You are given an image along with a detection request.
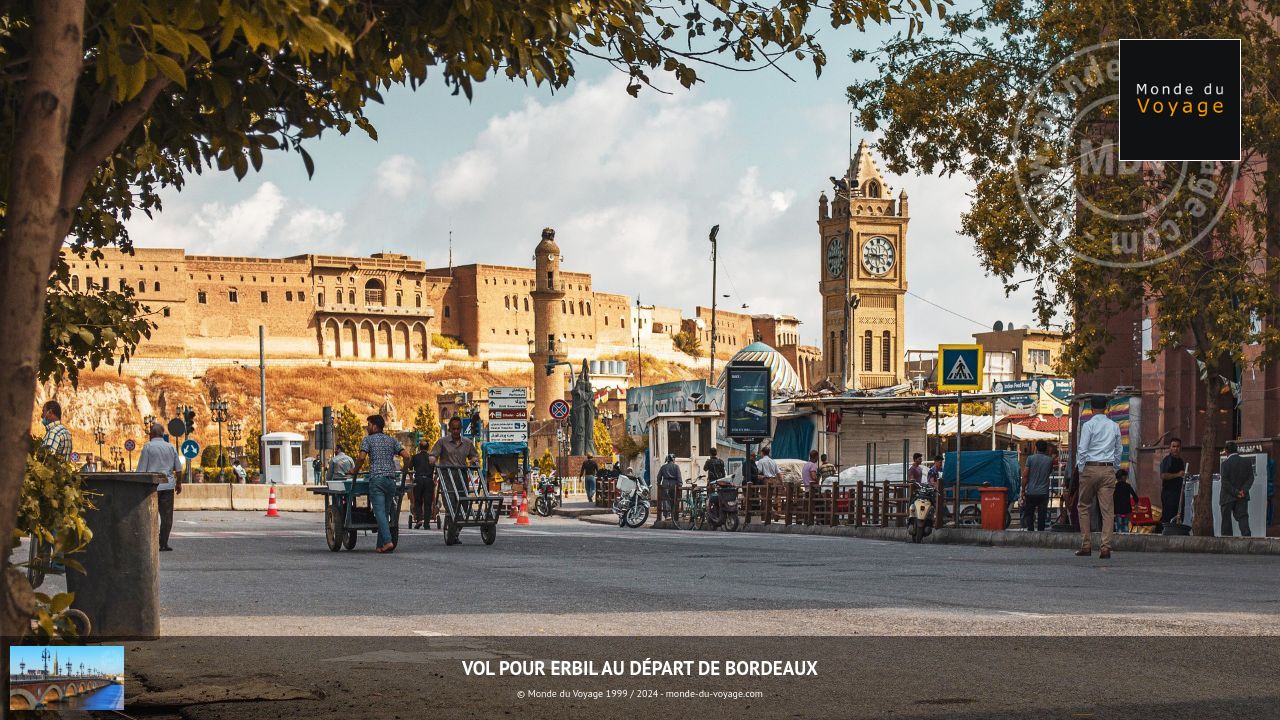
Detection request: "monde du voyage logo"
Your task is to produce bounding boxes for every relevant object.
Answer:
[1119,39,1241,162]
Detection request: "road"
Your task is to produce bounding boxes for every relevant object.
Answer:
[156,510,1280,636]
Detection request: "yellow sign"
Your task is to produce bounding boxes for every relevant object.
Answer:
[937,344,984,391]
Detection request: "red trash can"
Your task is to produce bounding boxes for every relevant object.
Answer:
[979,487,1008,530]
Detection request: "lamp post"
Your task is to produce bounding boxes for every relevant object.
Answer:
[708,224,720,384]
[634,296,643,387]
[210,399,230,480]
[228,420,243,465]
[110,445,124,471]
[93,424,106,463]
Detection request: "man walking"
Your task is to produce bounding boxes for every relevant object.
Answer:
[1021,440,1053,531]
[431,417,480,467]
[704,448,726,483]
[39,400,73,462]
[1219,441,1255,537]
[1158,438,1186,530]
[410,439,435,529]
[1074,396,1122,558]
[351,414,410,553]
[657,453,682,522]
[136,422,183,551]
[581,455,599,503]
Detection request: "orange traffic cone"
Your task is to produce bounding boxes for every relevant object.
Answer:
[516,492,530,525]
[265,484,280,517]
[508,493,518,519]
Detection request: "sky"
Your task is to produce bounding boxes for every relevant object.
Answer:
[125,10,1039,352]
[10,645,124,675]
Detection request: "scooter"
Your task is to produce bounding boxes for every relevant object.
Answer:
[907,482,937,543]
[704,479,740,531]
[613,470,651,528]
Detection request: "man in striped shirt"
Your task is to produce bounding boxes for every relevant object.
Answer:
[40,400,73,462]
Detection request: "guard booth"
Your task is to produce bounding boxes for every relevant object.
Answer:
[262,431,305,484]
[645,410,725,486]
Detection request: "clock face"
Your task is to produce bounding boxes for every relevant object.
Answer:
[861,236,895,275]
[825,237,846,278]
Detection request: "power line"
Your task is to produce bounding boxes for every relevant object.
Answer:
[905,290,990,329]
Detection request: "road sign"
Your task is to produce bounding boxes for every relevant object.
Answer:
[488,419,528,433]
[123,439,136,452]
[488,386,528,399]
[70,452,80,463]
[548,399,570,420]
[937,344,984,391]
[489,408,528,420]
[556,428,566,442]
[488,396,528,410]
[489,431,528,443]
[181,439,201,460]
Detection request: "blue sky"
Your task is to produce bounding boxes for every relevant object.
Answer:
[126,10,1038,351]
[10,645,124,675]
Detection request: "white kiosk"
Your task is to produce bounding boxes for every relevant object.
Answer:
[262,431,306,485]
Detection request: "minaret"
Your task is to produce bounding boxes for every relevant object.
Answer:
[530,227,567,418]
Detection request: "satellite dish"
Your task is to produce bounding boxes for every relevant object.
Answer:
[993,321,1004,331]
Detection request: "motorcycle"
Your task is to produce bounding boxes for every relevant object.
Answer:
[533,474,561,517]
[704,478,740,531]
[613,470,651,528]
[907,482,937,543]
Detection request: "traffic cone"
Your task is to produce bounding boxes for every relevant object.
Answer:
[265,484,280,517]
[508,493,518,519]
[516,492,530,525]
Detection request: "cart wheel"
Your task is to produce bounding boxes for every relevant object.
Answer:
[343,530,357,550]
[391,517,400,547]
[481,524,496,545]
[443,518,458,546]
[325,504,344,552]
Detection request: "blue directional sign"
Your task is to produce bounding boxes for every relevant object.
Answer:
[181,439,201,460]
[937,344,983,391]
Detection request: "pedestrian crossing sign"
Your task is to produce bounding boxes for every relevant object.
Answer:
[937,344,983,391]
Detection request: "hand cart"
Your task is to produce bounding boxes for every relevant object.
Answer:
[308,472,413,551]
[438,464,505,546]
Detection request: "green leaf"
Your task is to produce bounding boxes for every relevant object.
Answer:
[150,25,190,57]
[151,54,188,89]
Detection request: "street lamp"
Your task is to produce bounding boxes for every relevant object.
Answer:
[93,424,106,463]
[110,446,124,471]
[228,420,243,464]
[143,414,156,432]
[210,398,230,480]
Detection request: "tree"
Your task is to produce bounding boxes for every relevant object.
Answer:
[536,449,556,476]
[847,0,1280,534]
[412,404,441,450]
[0,0,947,642]
[593,418,614,459]
[243,423,261,473]
[335,405,363,457]
[673,330,704,358]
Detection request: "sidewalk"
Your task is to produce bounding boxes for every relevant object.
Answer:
[552,498,611,518]
[575,513,1280,554]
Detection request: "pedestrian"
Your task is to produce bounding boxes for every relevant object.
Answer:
[927,455,944,491]
[351,414,410,553]
[743,451,760,486]
[1074,395,1122,558]
[704,448,726,482]
[136,422,183,551]
[657,453,682,522]
[803,450,821,488]
[1113,468,1140,533]
[1158,437,1186,530]
[328,445,355,483]
[1021,440,1053,531]
[819,453,837,482]
[410,439,435,529]
[756,445,780,483]
[430,417,480,467]
[907,453,924,485]
[1219,441,1255,537]
[232,458,247,484]
[39,400,73,462]
[582,454,599,503]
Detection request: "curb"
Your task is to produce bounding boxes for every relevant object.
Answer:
[554,506,612,519]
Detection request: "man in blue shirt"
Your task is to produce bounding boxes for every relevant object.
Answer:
[1074,396,1123,558]
[351,414,410,553]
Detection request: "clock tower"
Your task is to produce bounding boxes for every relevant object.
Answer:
[817,140,909,390]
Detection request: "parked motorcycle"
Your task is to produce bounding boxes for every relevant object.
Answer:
[907,482,937,543]
[613,470,650,528]
[534,474,562,517]
[705,479,740,531]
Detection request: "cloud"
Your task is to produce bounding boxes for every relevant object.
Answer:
[375,154,419,200]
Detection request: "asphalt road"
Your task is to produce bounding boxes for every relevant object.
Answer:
[155,510,1280,636]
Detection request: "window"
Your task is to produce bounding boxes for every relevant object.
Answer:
[395,292,402,307]
[586,302,592,316]
[229,290,239,303]
[260,291,269,303]
[154,281,160,292]
[291,446,302,466]
[667,421,692,458]
[570,302,575,315]
[881,331,891,373]
[348,290,355,304]
[198,291,207,304]
[546,271,553,289]
[561,300,567,313]
[578,300,584,315]
[269,447,280,466]
[318,291,325,307]
[102,276,109,289]
[299,291,305,302]
[415,294,421,308]
[523,297,529,311]
[71,276,79,292]
[364,279,384,305]
[547,334,556,353]
[1028,348,1051,366]
[162,307,170,317]
[444,305,451,318]
[698,419,712,453]
[863,330,872,372]
[504,296,510,310]
[285,291,293,301]
[138,280,146,293]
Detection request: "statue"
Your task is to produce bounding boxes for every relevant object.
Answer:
[569,359,596,456]
[379,390,398,430]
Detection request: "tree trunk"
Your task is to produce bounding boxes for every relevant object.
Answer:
[1193,380,1218,536]
[0,0,85,640]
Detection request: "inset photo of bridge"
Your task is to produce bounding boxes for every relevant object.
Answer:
[9,645,124,713]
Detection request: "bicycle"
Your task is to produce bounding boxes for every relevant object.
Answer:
[675,476,708,530]
[24,534,92,637]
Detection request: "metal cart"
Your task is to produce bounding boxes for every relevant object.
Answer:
[438,464,505,546]
[308,473,412,551]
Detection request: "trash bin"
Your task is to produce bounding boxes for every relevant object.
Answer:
[979,486,1008,531]
[67,472,162,640]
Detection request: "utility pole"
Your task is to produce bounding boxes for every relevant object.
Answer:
[709,225,720,384]
[634,296,644,387]
[259,325,267,480]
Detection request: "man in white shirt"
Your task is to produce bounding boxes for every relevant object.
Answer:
[135,422,184,551]
[1074,396,1123,558]
[755,446,780,482]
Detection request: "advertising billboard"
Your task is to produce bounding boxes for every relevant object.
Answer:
[725,363,771,440]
